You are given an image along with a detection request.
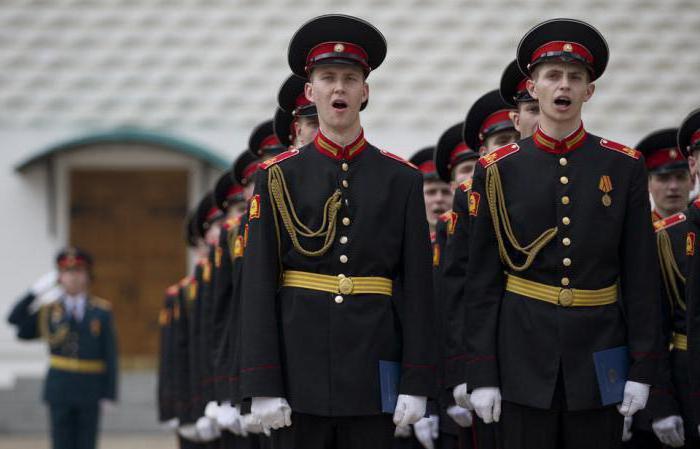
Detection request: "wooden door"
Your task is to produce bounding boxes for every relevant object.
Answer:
[70,169,188,367]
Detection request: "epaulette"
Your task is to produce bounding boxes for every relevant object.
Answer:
[222,216,241,231]
[89,296,112,310]
[459,179,472,192]
[260,149,300,170]
[600,138,641,160]
[653,212,687,233]
[479,143,520,168]
[379,150,418,170]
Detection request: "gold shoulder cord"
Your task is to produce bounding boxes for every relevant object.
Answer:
[267,165,342,268]
[657,229,686,313]
[485,164,558,271]
[227,221,241,260]
[39,304,69,347]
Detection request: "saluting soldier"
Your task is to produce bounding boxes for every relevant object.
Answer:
[239,14,436,449]
[464,19,661,449]
[500,59,540,139]
[275,74,320,150]
[679,108,700,443]
[622,129,694,449]
[7,248,118,449]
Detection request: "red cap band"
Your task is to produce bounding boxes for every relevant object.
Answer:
[242,161,259,182]
[226,184,244,199]
[295,92,312,109]
[531,41,594,66]
[691,130,700,147]
[449,142,473,166]
[58,256,88,270]
[306,41,369,73]
[480,109,514,140]
[206,206,221,222]
[646,147,686,170]
[259,135,281,151]
[418,160,436,175]
[516,78,528,93]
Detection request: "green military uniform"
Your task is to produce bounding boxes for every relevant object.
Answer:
[7,248,117,449]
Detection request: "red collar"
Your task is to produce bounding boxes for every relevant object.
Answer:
[314,129,368,160]
[532,123,587,155]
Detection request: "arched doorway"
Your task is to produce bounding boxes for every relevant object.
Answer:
[16,128,228,368]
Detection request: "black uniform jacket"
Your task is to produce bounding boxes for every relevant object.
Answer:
[684,200,700,421]
[8,293,118,406]
[240,130,437,416]
[465,126,661,411]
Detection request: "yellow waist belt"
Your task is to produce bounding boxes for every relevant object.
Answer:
[282,270,392,296]
[506,274,618,307]
[50,355,106,374]
[672,333,687,351]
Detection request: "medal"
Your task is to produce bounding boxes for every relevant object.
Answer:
[599,175,613,207]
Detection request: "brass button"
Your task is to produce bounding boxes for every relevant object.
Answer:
[562,237,571,246]
[340,255,348,263]
[559,157,568,166]
[342,217,351,226]
[563,257,572,266]
[561,196,570,205]
[560,176,569,185]
[558,289,574,307]
[334,295,344,304]
[561,277,570,287]
[342,180,349,188]
[342,163,349,172]
[562,217,571,225]
[340,236,348,244]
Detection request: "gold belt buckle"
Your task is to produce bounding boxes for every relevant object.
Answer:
[558,289,574,307]
[338,274,354,295]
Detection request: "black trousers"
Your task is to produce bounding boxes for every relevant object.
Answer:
[48,402,100,449]
[272,412,394,449]
[501,401,624,449]
[621,429,661,449]
[220,431,273,449]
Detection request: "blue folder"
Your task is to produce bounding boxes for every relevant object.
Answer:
[379,360,401,413]
[593,346,629,406]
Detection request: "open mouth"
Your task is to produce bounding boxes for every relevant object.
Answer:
[432,206,447,216]
[332,100,348,110]
[554,96,572,107]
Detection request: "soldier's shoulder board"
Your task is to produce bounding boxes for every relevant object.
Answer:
[90,296,112,311]
[600,138,641,160]
[440,210,459,235]
[260,149,300,170]
[439,210,454,223]
[379,150,419,170]
[653,211,687,233]
[478,143,520,168]
[459,179,473,192]
[223,216,241,231]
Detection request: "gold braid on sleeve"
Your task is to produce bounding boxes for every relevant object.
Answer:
[485,163,558,271]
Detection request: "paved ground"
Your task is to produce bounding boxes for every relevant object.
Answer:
[0,433,176,449]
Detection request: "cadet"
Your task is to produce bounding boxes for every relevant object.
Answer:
[679,108,700,442]
[7,248,118,449]
[624,129,693,449]
[275,74,320,149]
[500,59,540,139]
[465,19,661,449]
[463,89,519,156]
[240,14,436,449]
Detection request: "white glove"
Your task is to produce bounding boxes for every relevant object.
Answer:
[216,402,241,434]
[204,401,219,420]
[394,424,412,438]
[178,423,202,442]
[393,395,427,427]
[195,416,220,442]
[470,387,501,424]
[652,415,685,447]
[251,397,292,436]
[622,416,633,442]
[413,415,439,449]
[446,405,472,428]
[161,418,179,431]
[618,381,650,417]
[31,271,58,296]
[453,383,472,409]
[241,413,265,436]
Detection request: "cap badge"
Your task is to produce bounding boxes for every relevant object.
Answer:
[670,149,678,159]
[563,43,573,52]
[334,43,345,53]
